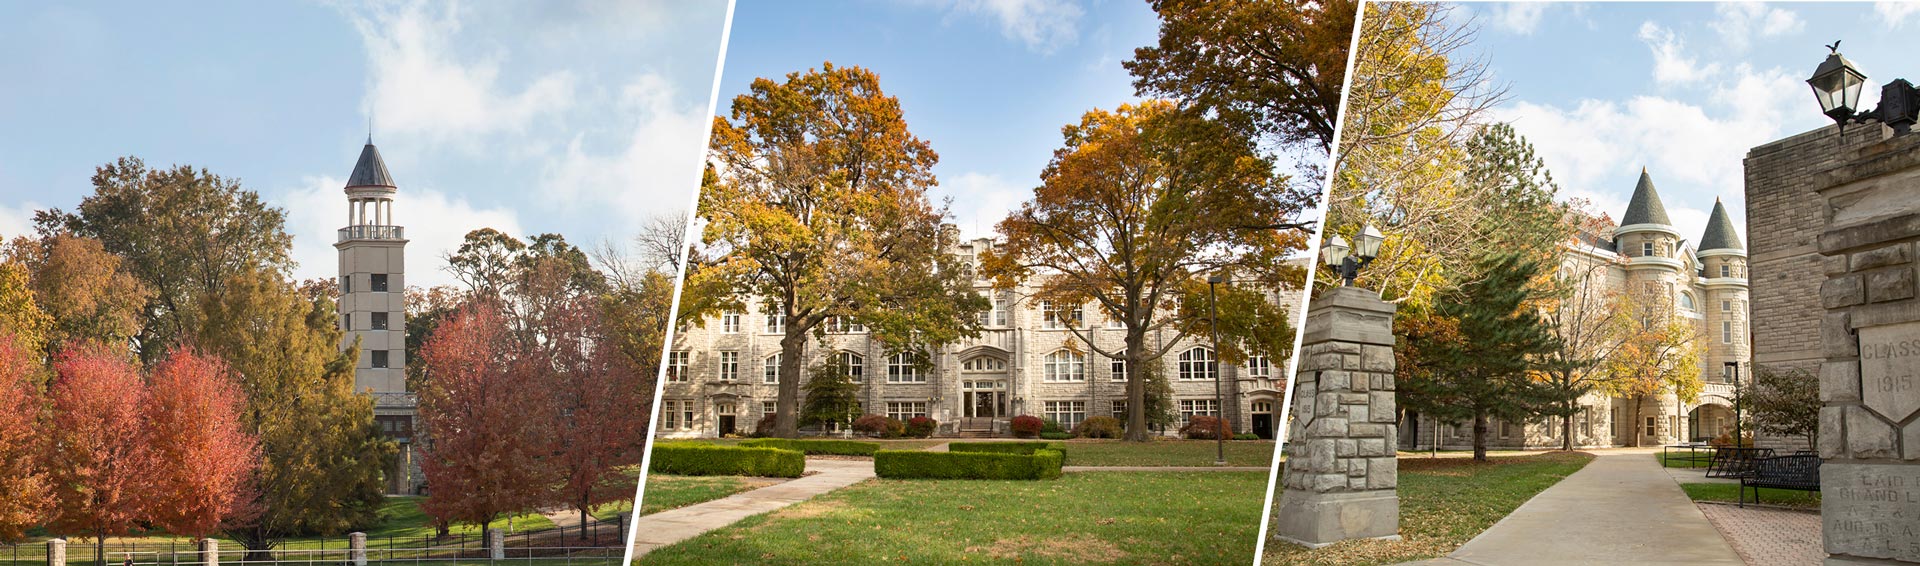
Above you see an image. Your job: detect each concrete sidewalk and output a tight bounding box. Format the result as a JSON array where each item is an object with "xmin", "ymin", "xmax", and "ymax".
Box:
[
  {"xmin": 1420, "ymin": 448, "xmax": 1743, "ymax": 566},
  {"xmin": 628, "ymin": 458, "xmax": 875, "ymax": 558}
]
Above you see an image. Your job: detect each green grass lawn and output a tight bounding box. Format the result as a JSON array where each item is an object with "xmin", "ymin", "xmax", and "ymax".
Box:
[
  {"xmin": 1055, "ymin": 439, "xmax": 1276, "ymax": 467},
  {"xmin": 1264, "ymin": 451, "xmax": 1595, "ymax": 566},
  {"xmin": 690, "ymin": 437, "xmax": 948, "ymax": 451},
  {"xmin": 639, "ymin": 475, "xmax": 781, "ymax": 515},
  {"xmin": 1680, "ymin": 482, "xmax": 1821, "ymax": 509},
  {"xmin": 642, "ymin": 471, "xmax": 1267, "ymax": 565},
  {"xmin": 1656, "ymin": 451, "xmax": 1713, "ymax": 468}
]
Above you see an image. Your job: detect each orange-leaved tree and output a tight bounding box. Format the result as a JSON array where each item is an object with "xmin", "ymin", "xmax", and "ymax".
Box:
[
  {"xmin": 696, "ymin": 62, "xmax": 987, "ymax": 438},
  {"xmin": 143, "ymin": 347, "xmax": 259, "ymax": 540},
  {"xmin": 45, "ymin": 343, "xmax": 149, "ymax": 566},
  {"xmin": 542, "ymin": 296, "xmax": 647, "ymax": 539},
  {"xmin": 980, "ymin": 100, "xmax": 1308, "ymax": 441},
  {"xmin": 417, "ymin": 302, "xmax": 553, "ymax": 540},
  {"xmin": 0, "ymin": 330, "xmax": 50, "ymax": 543}
]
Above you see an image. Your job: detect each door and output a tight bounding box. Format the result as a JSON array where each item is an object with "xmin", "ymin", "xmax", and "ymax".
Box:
[
  {"xmin": 974, "ymin": 390, "xmax": 999, "ymax": 418},
  {"xmin": 719, "ymin": 415, "xmax": 736, "ymax": 436},
  {"xmin": 1252, "ymin": 413, "xmax": 1273, "ymax": 440}
]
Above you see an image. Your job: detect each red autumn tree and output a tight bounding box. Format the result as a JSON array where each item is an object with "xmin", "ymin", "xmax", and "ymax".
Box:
[
  {"xmin": 416, "ymin": 302, "xmax": 554, "ymax": 541},
  {"xmin": 143, "ymin": 347, "xmax": 259, "ymax": 540},
  {"xmin": 542, "ymin": 298, "xmax": 646, "ymax": 539},
  {"xmin": 0, "ymin": 331, "xmax": 51, "ymax": 543},
  {"xmin": 45, "ymin": 343, "xmax": 149, "ymax": 566}
]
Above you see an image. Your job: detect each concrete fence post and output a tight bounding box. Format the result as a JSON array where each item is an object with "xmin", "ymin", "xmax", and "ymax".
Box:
[
  {"xmin": 488, "ymin": 529, "xmax": 505, "ymax": 560},
  {"xmin": 349, "ymin": 532, "xmax": 368, "ymax": 566},
  {"xmin": 200, "ymin": 538, "xmax": 218, "ymax": 566},
  {"xmin": 46, "ymin": 539, "xmax": 64, "ymax": 566}
]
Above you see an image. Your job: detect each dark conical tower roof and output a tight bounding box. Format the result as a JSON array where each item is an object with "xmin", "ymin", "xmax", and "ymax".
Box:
[
  {"xmin": 1621, "ymin": 168, "xmax": 1671, "ymax": 226},
  {"xmin": 1699, "ymin": 198, "xmax": 1743, "ymax": 252},
  {"xmin": 346, "ymin": 141, "xmax": 396, "ymax": 189}
]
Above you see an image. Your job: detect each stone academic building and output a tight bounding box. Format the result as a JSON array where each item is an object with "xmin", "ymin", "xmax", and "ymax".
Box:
[
  {"xmin": 655, "ymin": 237, "xmax": 1303, "ymax": 440},
  {"xmin": 1401, "ymin": 170, "xmax": 1752, "ymax": 450}
]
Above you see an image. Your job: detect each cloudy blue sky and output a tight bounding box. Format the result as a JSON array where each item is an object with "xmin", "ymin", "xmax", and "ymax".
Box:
[
  {"xmin": 1459, "ymin": 1, "xmax": 1920, "ymax": 246},
  {"xmin": 0, "ymin": 1, "xmax": 729, "ymax": 286},
  {"xmin": 721, "ymin": 0, "xmax": 1161, "ymax": 239}
]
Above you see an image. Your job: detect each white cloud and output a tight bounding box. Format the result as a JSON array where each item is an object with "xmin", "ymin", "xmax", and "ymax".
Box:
[
  {"xmin": 1876, "ymin": 2, "xmax": 1920, "ymax": 28},
  {"xmin": 942, "ymin": 172, "xmax": 1029, "ymax": 240},
  {"xmin": 0, "ymin": 201, "xmax": 39, "ymax": 241},
  {"xmin": 279, "ymin": 176, "xmax": 524, "ymax": 288},
  {"xmin": 346, "ymin": 2, "xmax": 577, "ymax": 149},
  {"xmin": 926, "ymin": 0, "xmax": 1084, "ymax": 54},
  {"xmin": 1638, "ymin": 22, "xmax": 1720, "ymax": 86},
  {"xmin": 1492, "ymin": 3, "xmax": 1549, "ymax": 35},
  {"xmin": 1710, "ymin": 2, "xmax": 1804, "ymax": 50},
  {"xmin": 538, "ymin": 74, "xmax": 709, "ymax": 222}
]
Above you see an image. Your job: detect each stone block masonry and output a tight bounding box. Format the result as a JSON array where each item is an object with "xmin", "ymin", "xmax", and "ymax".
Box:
[{"xmin": 1271, "ymin": 286, "xmax": 1399, "ymax": 547}]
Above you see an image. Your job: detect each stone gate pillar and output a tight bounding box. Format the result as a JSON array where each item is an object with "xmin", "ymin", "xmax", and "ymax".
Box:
[
  {"xmin": 200, "ymin": 538, "xmax": 219, "ymax": 566},
  {"xmin": 1271, "ymin": 286, "xmax": 1399, "ymax": 547},
  {"xmin": 46, "ymin": 538, "xmax": 65, "ymax": 566},
  {"xmin": 1810, "ymin": 131, "xmax": 1920, "ymax": 565}
]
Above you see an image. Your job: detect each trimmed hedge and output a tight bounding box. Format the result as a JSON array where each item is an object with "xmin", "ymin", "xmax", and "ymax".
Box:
[
  {"xmin": 873, "ymin": 448, "xmax": 1065, "ymax": 480},
  {"xmin": 948, "ymin": 441, "xmax": 1058, "ymax": 456},
  {"xmin": 739, "ymin": 438, "xmax": 880, "ymax": 456},
  {"xmin": 648, "ymin": 442, "xmax": 804, "ymax": 477}
]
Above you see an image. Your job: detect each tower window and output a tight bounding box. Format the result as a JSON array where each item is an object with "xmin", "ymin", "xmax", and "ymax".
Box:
[
  {"xmin": 1642, "ymin": 242, "xmax": 1654, "ymax": 257},
  {"xmin": 371, "ymin": 350, "xmax": 390, "ymax": 368},
  {"xmin": 342, "ymin": 275, "xmax": 352, "ymax": 293},
  {"xmin": 371, "ymin": 273, "xmax": 389, "ymax": 292},
  {"xmin": 372, "ymin": 312, "xmax": 389, "ymax": 330},
  {"xmin": 1719, "ymin": 265, "xmax": 1730, "ymax": 278}
]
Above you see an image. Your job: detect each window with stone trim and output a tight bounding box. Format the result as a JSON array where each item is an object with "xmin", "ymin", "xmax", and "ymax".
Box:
[
  {"xmin": 720, "ymin": 312, "xmax": 741, "ymax": 333},
  {"xmin": 763, "ymin": 353, "xmax": 782, "ymax": 384},
  {"xmin": 370, "ymin": 273, "xmax": 389, "ymax": 292},
  {"xmin": 1722, "ymin": 321, "xmax": 1733, "ymax": 344},
  {"xmin": 762, "ymin": 400, "xmax": 776, "ymax": 417},
  {"xmin": 1178, "ymin": 399, "xmax": 1218, "ymax": 423},
  {"xmin": 1720, "ymin": 264, "xmax": 1730, "ymax": 277},
  {"xmin": 661, "ymin": 400, "xmax": 682, "ymax": 430},
  {"xmin": 1111, "ymin": 400, "xmax": 1128, "ymax": 420},
  {"xmin": 839, "ymin": 351, "xmax": 865, "ymax": 383},
  {"xmin": 1245, "ymin": 355, "xmax": 1272, "ymax": 378},
  {"xmin": 666, "ymin": 351, "xmax": 690, "ymax": 382},
  {"xmin": 886, "ymin": 401, "xmax": 928, "ymax": 421},
  {"xmin": 1177, "ymin": 347, "xmax": 1216, "ymax": 380},
  {"xmin": 887, "ymin": 351, "xmax": 927, "ymax": 383},
  {"xmin": 371, "ymin": 350, "xmax": 390, "ymax": 368},
  {"xmin": 765, "ymin": 312, "xmax": 785, "ymax": 334},
  {"xmin": 1044, "ymin": 400, "xmax": 1087, "ymax": 430},
  {"xmin": 371, "ymin": 312, "xmax": 389, "ymax": 330},
  {"xmin": 1043, "ymin": 350, "xmax": 1087, "ymax": 382},
  {"xmin": 825, "ymin": 316, "xmax": 866, "ymax": 333},
  {"xmin": 718, "ymin": 351, "xmax": 740, "ymax": 381},
  {"xmin": 1040, "ymin": 300, "xmax": 1083, "ymax": 329},
  {"xmin": 1642, "ymin": 242, "xmax": 1654, "ymax": 257},
  {"xmin": 1110, "ymin": 358, "xmax": 1127, "ymax": 381}
]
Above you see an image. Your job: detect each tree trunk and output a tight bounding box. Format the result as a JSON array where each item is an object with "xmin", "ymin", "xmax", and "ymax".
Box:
[
  {"xmin": 1630, "ymin": 396, "xmax": 1645, "ymax": 448},
  {"xmin": 1562, "ymin": 399, "xmax": 1575, "ymax": 451},
  {"xmin": 775, "ymin": 329, "xmax": 806, "ymax": 438},
  {"xmin": 579, "ymin": 506, "xmax": 589, "ymax": 541},
  {"xmin": 95, "ymin": 528, "xmax": 105, "ymax": 566},
  {"xmin": 1473, "ymin": 412, "xmax": 1489, "ymax": 462},
  {"xmin": 1123, "ymin": 332, "xmax": 1149, "ymax": 442}
]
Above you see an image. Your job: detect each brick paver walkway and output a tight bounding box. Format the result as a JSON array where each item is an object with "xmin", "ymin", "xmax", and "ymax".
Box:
[{"xmin": 1697, "ymin": 503, "xmax": 1822, "ymax": 566}]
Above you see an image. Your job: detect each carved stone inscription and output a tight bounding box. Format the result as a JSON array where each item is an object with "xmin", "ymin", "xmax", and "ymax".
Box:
[
  {"xmin": 1861, "ymin": 321, "xmax": 1920, "ymax": 422},
  {"xmin": 1825, "ymin": 463, "xmax": 1920, "ymax": 561}
]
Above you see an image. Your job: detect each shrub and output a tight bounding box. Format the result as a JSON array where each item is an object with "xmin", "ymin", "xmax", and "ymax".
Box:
[
  {"xmin": 1010, "ymin": 415, "xmax": 1044, "ymax": 437},
  {"xmin": 1180, "ymin": 416, "xmax": 1233, "ymax": 440},
  {"xmin": 1072, "ymin": 416, "xmax": 1123, "ymax": 439},
  {"xmin": 874, "ymin": 448, "xmax": 1064, "ymax": 480},
  {"xmin": 853, "ymin": 414, "xmax": 889, "ymax": 436},
  {"xmin": 649, "ymin": 442, "xmax": 804, "ymax": 477},
  {"xmin": 739, "ymin": 438, "xmax": 881, "ymax": 456},
  {"xmin": 880, "ymin": 417, "xmax": 907, "ymax": 439},
  {"xmin": 948, "ymin": 441, "xmax": 1062, "ymax": 458},
  {"xmin": 1040, "ymin": 418, "xmax": 1065, "ymax": 434},
  {"xmin": 1233, "ymin": 433, "xmax": 1260, "ymax": 441},
  {"xmin": 905, "ymin": 416, "xmax": 938, "ymax": 438},
  {"xmin": 751, "ymin": 414, "xmax": 777, "ymax": 438},
  {"xmin": 1039, "ymin": 431, "xmax": 1071, "ymax": 440}
]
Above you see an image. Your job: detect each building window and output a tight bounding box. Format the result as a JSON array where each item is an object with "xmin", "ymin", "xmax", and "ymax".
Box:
[
  {"xmin": 1642, "ymin": 242, "xmax": 1654, "ymax": 257},
  {"xmin": 1720, "ymin": 264, "xmax": 1731, "ymax": 278},
  {"xmin": 1111, "ymin": 400, "xmax": 1129, "ymax": 420},
  {"xmin": 762, "ymin": 400, "xmax": 777, "ymax": 417},
  {"xmin": 888, "ymin": 352, "xmax": 927, "ymax": 383},
  {"xmin": 1645, "ymin": 416, "xmax": 1658, "ymax": 438},
  {"xmin": 1177, "ymin": 347, "xmax": 1216, "ymax": 380},
  {"xmin": 376, "ymin": 415, "xmax": 412, "ymax": 439},
  {"xmin": 825, "ymin": 317, "xmax": 866, "ymax": 333},
  {"xmin": 1245, "ymin": 355, "xmax": 1272, "ymax": 378},
  {"xmin": 1040, "ymin": 300, "xmax": 1082, "ymax": 329},
  {"xmin": 371, "ymin": 350, "xmax": 390, "ymax": 368},
  {"xmin": 718, "ymin": 351, "xmax": 740, "ymax": 381},
  {"xmin": 960, "ymin": 356, "xmax": 1005, "ymax": 372},
  {"xmin": 666, "ymin": 351, "xmax": 690, "ymax": 382},
  {"xmin": 1679, "ymin": 292, "xmax": 1695, "ymax": 311},
  {"xmin": 370, "ymin": 273, "xmax": 389, "ymax": 292},
  {"xmin": 370, "ymin": 312, "xmax": 390, "ymax": 330},
  {"xmin": 342, "ymin": 275, "xmax": 352, "ymax": 293},
  {"xmin": 341, "ymin": 314, "xmax": 350, "ymax": 331},
  {"xmin": 1043, "ymin": 350, "xmax": 1087, "ymax": 382},
  {"xmin": 720, "ymin": 312, "xmax": 741, "ymax": 333},
  {"xmin": 763, "ymin": 354, "xmax": 782, "ymax": 384},
  {"xmin": 1251, "ymin": 400, "xmax": 1274, "ymax": 413},
  {"xmin": 1105, "ymin": 312, "xmax": 1125, "ymax": 329},
  {"xmin": 1043, "ymin": 401, "xmax": 1087, "ymax": 430},
  {"xmin": 840, "ymin": 351, "xmax": 865, "ymax": 383},
  {"xmin": 1178, "ymin": 399, "xmax": 1219, "ymax": 423},
  {"xmin": 1722, "ymin": 362, "xmax": 1737, "ymax": 384},
  {"xmin": 1110, "ymin": 358, "xmax": 1127, "ymax": 381},
  {"xmin": 765, "ymin": 312, "xmax": 785, "ymax": 334},
  {"xmin": 992, "ymin": 292, "xmax": 1011, "ymax": 326},
  {"xmin": 886, "ymin": 401, "xmax": 928, "ymax": 421},
  {"xmin": 1722, "ymin": 300, "xmax": 1731, "ymax": 312},
  {"xmin": 1722, "ymin": 321, "xmax": 1733, "ymax": 344},
  {"xmin": 661, "ymin": 400, "xmax": 681, "ymax": 430}
]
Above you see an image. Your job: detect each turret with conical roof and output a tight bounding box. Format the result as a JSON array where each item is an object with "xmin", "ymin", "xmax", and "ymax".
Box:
[
  {"xmin": 346, "ymin": 139, "xmax": 396, "ymax": 190},
  {"xmin": 1622, "ymin": 168, "xmax": 1673, "ymax": 227},
  {"xmin": 333, "ymin": 135, "xmax": 416, "ymax": 495},
  {"xmin": 1698, "ymin": 199, "xmax": 1743, "ymax": 253}
]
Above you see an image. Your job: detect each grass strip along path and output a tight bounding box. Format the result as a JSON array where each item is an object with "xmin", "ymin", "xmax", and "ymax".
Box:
[
  {"xmin": 641, "ymin": 471, "xmax": 1267, "ymax": 565},
  {"xmin": 1263, "ymin": 451, "xmax": 1594, "ymax": 566}
]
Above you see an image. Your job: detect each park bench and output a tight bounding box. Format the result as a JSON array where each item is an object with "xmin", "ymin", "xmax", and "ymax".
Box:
[
  {"xmin": 1739, "ymin": 454, "xmax": 1821, "ymax": 507},
  {"xmin": 1706, "ymin": 446, "xmax": 1774, "ymax": 479}
]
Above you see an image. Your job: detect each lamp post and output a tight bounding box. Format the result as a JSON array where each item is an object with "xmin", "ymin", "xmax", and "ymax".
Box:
[
  {"xmin": 1208, "ymin": 274, "xmax": 1227, "ymax": 466},
  {"xmin": 1809, "ymin": 41, "xmax": 1920, "ymax": 135},
  {"xmin": 1321, "ymin": 224, "xmax": 1385, "ymax": 286}
]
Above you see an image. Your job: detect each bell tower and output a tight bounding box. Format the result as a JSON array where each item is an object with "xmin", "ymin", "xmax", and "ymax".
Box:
[{"xmin": 334, "ymin": 137, "xmax": 418, "ymax": 493}]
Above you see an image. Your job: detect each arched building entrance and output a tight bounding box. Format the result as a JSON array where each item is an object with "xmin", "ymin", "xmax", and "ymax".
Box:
[{"xmin": 1687, "ymin": 400, "xmax": 1736, "ymax": 443}]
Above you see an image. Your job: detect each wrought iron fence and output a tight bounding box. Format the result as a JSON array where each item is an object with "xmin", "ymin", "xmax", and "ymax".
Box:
[{"xmin": 6, "ymin": 513, "xmax": 629, "ymax": 566}]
